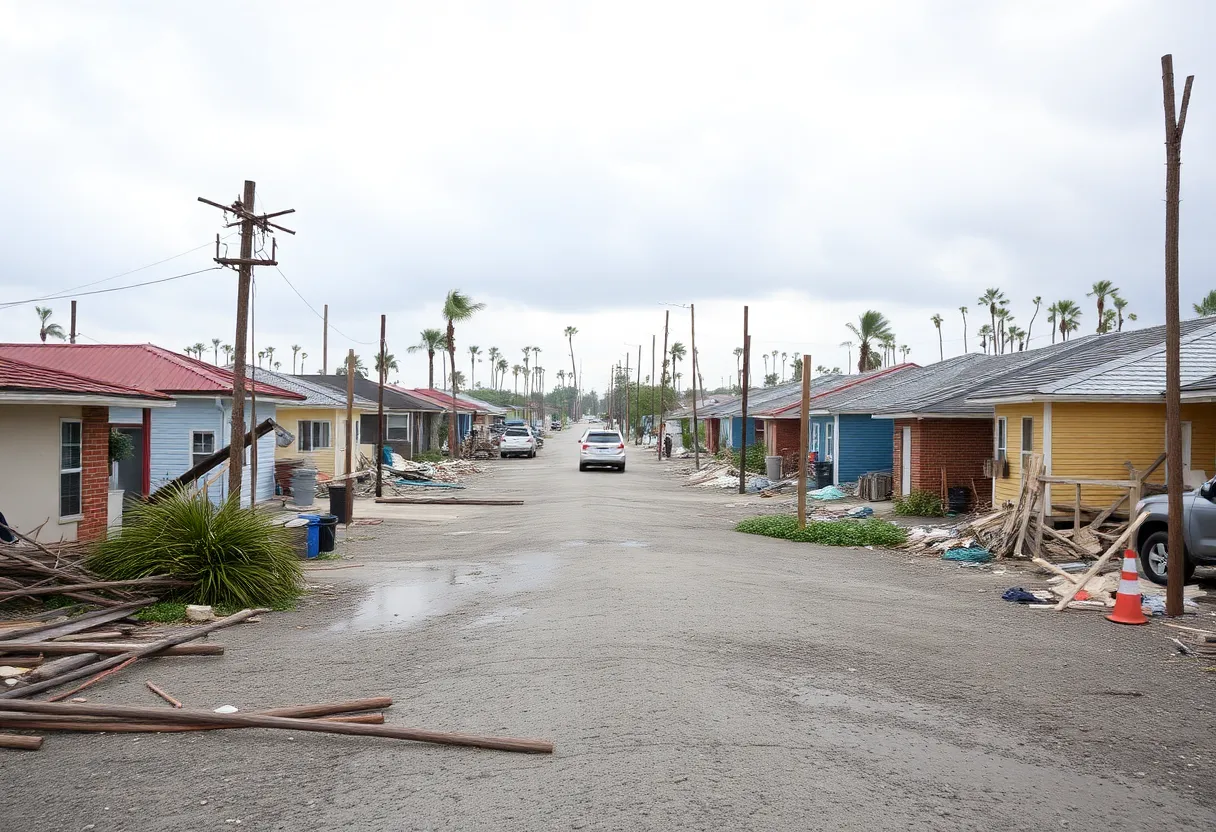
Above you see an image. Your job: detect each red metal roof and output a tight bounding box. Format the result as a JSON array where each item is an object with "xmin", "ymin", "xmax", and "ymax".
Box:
[
  {"xmin": 0, "ymin": 344, "xmax": 304, "ymax": 399},
  {"xmin": 0, "ymin": 355, "xmax": 168, "ymax": 400},
  {"xmin": 396, "ymin": 387, "xmax": 485, "ymax": 411}
]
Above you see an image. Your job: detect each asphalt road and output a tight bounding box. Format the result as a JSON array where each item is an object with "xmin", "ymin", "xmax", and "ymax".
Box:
[{"xmin": 4, "ymin": 428, "xmax": 1215, "ymax": 831}]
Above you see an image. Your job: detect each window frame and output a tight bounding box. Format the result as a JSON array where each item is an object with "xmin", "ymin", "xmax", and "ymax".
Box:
[
  {"xmin": 59, "ymin": 418, "xmax": 83, "ymax": 520},
  {"xmin": 191, "ymin": 430, "xmax": 216, "ymax": 470},
  {"xmin": 825, "ymin": 421, "xmax": 835, "ymax": 460},
  {"xmin": 297, "ymin": 420, "xmax": 332, "ymax": 452},
  {"xmin": 386, "ymin": 414, "xmax": 410, "ymax": 441},
  {"xmin": 1020, "ymin": 416, "xmax": 1034, "ymax": 465},
  {"xmin": 996, "ymin": 417, "xmax": 1008, "ymax": 461},
  {"xmin": 811, "ymin": 422, "xmax": 821, "ymax": 452}
]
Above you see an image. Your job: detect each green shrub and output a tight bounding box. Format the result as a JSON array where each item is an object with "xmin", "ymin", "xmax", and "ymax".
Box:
[
  {"xmin": 735, "ymin": 515, "xmax": 907, "ymax": 547},
  {"xmin": 893, "ymin": 489, "xmax": 945, "ymax": 517},
  {"xmin": 88, "ymin": 487, "xmax": 303, "ymax": 608},
  {"xmin": 720, "ymin": 444, "xmax": 767, "ymax": 473},
  {"xmin": 413, "ymin": 451, "xmax": 444, "ymax": 463},
  {"xmin": 109, "ymin": 429, "xmax": 135, "ymax": 463}
]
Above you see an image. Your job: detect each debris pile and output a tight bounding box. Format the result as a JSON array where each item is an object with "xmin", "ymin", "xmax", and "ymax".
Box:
[{"xmin": 314, "ymin": 453, "xmax": 488, "ymax": 498}]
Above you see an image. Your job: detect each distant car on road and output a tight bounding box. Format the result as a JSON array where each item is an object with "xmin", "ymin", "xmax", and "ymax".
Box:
[
  {"xmin": 500, "ymin": 427, "xmax": 537, "ymax": 459},
  {"xmin": 550, "ymin": 419, "xmax": 561, "ymax": 431},
  {"xmin": 1135, "ymin": 479, "xmax": 1216, "ymax": 583},
  {"xmin": 580, "ymin": 429, "xmax": 626, "ymax": 472}
]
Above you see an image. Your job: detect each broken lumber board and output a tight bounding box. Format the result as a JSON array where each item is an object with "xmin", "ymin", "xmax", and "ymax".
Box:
[
  {"xmin": 2, "ymin": 604, "xmax": 87, "ymax": 623},
  {"xmin": 0, "ymin": 577, "xmax": 189, "ymax": 602},
  {"xmin": 0, "ymin": 732, "xmax": 42, "ymax": 750},
  {"xmin": 0, "ymin": 608, "xmax": 266, "ymax": 700},
  {"xmin": 9, "ymin": 653, "xmax": 98, "ymax": 688},
  {"xmin": 145, "ymin": 681, "xmax": 183, "ymax": 708},
  {"xmin": 0, "ymin": 601, "xmax": 149, "ymax": 643},
  {"xmin": 0, "ymin": 700, "xmax": 555, "ymax": 754},
  {"xmin": 1053, "ymin": 513, "xmax": 1148, "ymax": 611},
  {"xmin": 374, "ymin": 497, "xmax": 524, "ymax": 506},
  {"xmin": 0, "ymin": 641, "xmax": 223, "ymax": 657},
  {"xmin": 149, "ymin": 419, "xmax": 276, "ymax": 501},
  {"xmin": 0, "ymin": 713, "xmax": 386, "ymax": 733}
]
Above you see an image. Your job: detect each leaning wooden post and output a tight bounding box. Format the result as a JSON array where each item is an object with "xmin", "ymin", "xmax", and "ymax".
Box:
[
  {"xmin": 797, "ymin": 354, "xmax": 811, "ymax": 528},
  {"xmin": 738, "ymin": 306, "xmax": 751, "ymax": 495},
  {"xmin": 1162, "ymin": 54, "xmax": 1194, "ymax": 617},
  {"xmin": 345, "ymin": 349, "xmax": 356, "ymax": 524}
]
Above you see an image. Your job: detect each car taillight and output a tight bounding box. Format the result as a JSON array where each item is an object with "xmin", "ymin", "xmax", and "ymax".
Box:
[
  {"xmin": 617, "ymin": 443, "xmax": 625, "ymax": 449},
  {"xmin": 582, "ymin": 444, "xmax": 589, "ymax": 450}
]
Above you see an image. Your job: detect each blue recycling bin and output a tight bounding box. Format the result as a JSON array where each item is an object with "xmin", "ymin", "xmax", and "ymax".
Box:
[{"xmin": 298, "ymin": 513, "xmax": 321, "ymax": 558}]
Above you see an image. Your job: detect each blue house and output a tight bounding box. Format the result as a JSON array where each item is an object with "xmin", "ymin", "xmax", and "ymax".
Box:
[{"xmin": 0, "ymin": 344, "xmax": 304, "ymax": 505}]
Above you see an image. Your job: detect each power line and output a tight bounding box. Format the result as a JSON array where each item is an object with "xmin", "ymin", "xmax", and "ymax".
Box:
[
  {"xmin": 0, "ymin": 267, "xmax": 222, "ymax": 310},
  {"xmin": 272, "ymin": 264, "xmax": 376, "ymax": 346}
]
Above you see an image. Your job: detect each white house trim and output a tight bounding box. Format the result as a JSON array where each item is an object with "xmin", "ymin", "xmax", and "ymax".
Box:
[
  {"xmin": 832, "ymin": 414, "xmax": 840, "ymax": 486},
  {"xmin": 1042, "ymin": 402, "xmax": 1052, "ymax": 508}
]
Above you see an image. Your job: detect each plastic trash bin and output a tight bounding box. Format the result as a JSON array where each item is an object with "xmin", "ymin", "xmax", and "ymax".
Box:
[
  {"xmin": 297, "ymin": 514, "xmax": 321, "ymax": 558},
  {"xmin": 814, "ymin": 460, "xmax": 834, "ymax": 489},
  {"xmin": 291, "ymin": 468, "xmax": 317, "ymax": 508},
  {"xmin": 765, "ymin": 455, "xmax": 783, "ymax": 481},
  {"xmin": 328, "ymin": 484, "xmax": 349, "ymax": 524},
  {"xmin": 317, "ymin": 514, "xmax": 338, "ymax": 553}
]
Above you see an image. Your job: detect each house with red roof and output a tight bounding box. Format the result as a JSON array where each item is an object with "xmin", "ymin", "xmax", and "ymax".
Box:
[
  {"xmin": 0, "ymin": 355, "xmax": 171, "ymax": 543},
  {"xmin": 0, "ymin": 344, "xmax": 303, "ymax": 509}
]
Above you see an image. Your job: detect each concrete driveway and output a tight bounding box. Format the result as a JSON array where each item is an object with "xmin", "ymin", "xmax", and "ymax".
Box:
[{"xmin": 4, "ymin": 428, "xmax": 1215, "ymax": 831}]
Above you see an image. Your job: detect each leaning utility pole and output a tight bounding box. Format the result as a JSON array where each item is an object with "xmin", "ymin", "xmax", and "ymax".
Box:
[
  {"xmin": 198, "ymin": 181, "xmax": 295, "ymax": 502},
  {"xmin": 658, "ymin": 311, "xmax": 670, "ymax": 460},
  {"xmin": 1162, "ymin": 54, "xmax": 1194, "ymax": 618},
  {"xmin": 690, "ymin": 304, "xmax": 701, "ymax": 470},
  {"xmin": 375, "ymin": 314, "xmax": 387, "ymax": 498},
  {"xmin": 798, "ymin": 354, "xmax": 812, "ymax": 528},
  {"xmin": 739, "ymin": 306, "xmax": 750, "ymax": 495}
]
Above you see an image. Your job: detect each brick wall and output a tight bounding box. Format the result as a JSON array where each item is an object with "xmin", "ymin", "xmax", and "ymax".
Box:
[
  {"xmin": 78, "ymin": 405, "xmax": 110, "ymax": 542},
  {"xmin": 894, "ymin": 417, "xmax": 993, "ymax": 508},
  {"xmin": 765, "ymin": 418, "xmax": 802, "ymax": 460}
]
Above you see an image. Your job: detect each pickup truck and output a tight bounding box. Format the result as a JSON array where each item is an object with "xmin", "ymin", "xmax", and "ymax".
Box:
[{"xmin": 1135, "ymin": 478, "xmax": 1216, "ymax": 583}]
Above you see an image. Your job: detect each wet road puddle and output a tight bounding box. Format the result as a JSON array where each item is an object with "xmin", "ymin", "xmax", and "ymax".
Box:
[{"xmin": 330, "ymin": 554, "xmax": 555, "ymax": 632}]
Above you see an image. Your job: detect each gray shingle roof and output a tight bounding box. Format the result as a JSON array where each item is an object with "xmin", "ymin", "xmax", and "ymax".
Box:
[
  {"xmin": 249, "ymin": 368, "xmax": 377, "ymax": 409},
  {"xmin": 297, "ymin": 375, "xmax": 444, "ymax": 412}
]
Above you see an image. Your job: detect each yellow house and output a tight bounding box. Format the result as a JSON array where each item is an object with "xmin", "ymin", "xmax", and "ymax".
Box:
[
  {"xmin": 254, "ymin": 369, "xmax": 376, "ymax": 476},
  {"xmin": 969, "ymin": 319, "xmax": 1216, "ymax": 511}
]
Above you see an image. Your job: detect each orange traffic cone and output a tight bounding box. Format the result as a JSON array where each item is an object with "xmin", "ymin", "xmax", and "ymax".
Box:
[{"xmin": 1106, "ymin": 550, "xmax": 1148, "ymax": 626}]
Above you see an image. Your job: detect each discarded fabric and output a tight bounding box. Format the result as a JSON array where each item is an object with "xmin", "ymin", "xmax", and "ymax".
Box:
[
  {"xmin": 1002, "ymin": 587, "xmax": 1040, "ymax": 604},
  {"xmin": 746, "ymin": 476, "xmax": 772, "ymax": 493},
  {"xmin": 1142, "ymin": 595, "xmax": 1199, "ymax": 616},
  {"xmin": 808, "ymin": 485, "xmax": 846, "ymax": 501},
  {"xmin": 943, "ymin": 547, "xmax": 993, "ymax": 563},
  {"xmin": 845, "ymin": 506, "xmax": 874, "ymax": 518}
]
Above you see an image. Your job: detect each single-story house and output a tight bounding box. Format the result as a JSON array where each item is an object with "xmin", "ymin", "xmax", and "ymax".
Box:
[
  {"xmin": 0, "ymin": 344, "xmax": 304, "ymax": 506},
  {"xmin": 398, "ymin": 387, "xmax": 498, "ymax": 443},
  {"xmin": 0, "ymin": 355, "xmax": 171, "ymax": 542},
  {"xmin": 966, "ymin": 317, "xmax": 1216, "ymax": 512},
  {"xmin": 298, "ymin": 375, "xmax": 445, "ymax": 457},
  {"xmin": 251, "ymin": 368, "xmax": 377, "ymax": 475}
]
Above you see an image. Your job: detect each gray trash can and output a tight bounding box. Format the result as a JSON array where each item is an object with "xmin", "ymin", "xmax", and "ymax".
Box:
[
  {"xmin": 290, "ymin": 468, "xmax": 317, "ymax": 507},
  {"xmin": 765, "ymin": 455, "xmax": 783, "ymax": 481}
]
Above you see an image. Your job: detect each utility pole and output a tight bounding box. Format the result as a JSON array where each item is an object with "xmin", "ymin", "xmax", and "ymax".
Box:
[
  {"xmin": 70, "ymin": 301, "xmax": 77, "ymax": 344},
  {"xmin": 798, "ymin": 353, "xmax": 812, "ymax": 528},
  {"xmin": 345, "ymin": 349, "xmax": 356, "ymax": 525},
  {"xmin": 635, "ymin": 344, "xmax": 642, "ymax": 445},
  {"xmin": 650, "ymin": 335, "xmax": 656, "ymax": 446},
  {"xmin": 376, "ymin": 314, "xmax": 386, "ymax": 498},
  {"xmin": 198, "ymin": 182, "xmax": 294, "ymax": 502},
  {"xmin": 739, "ymin": 306, "xmax": 750, "ymax": 495},
  {"xmin": 690, "ymin": 304, "xmax": 700, "ymax": 470},
  {"xmin": 658, "ymin": 311, "xmax": 670, "ymax": 460},
  {"xmin": 1162, "ymin": 54, "xmax": 1194, "ymax": 617},
  {"xmin": 322, "ymin": 304, "xmax": 329, "ymax": 375},
  {"xmin": 624, "ymin": 352, "xmax": 631, "ymax": 440}
]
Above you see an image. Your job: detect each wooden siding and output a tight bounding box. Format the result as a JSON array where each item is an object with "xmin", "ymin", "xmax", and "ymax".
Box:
[
  {"xmin": 837, "ymin": 414, "xmax": 893, "ymax": 482},
  {"xmin": 993, "ymin": 403, "xmax": 1044, "ymax": 503},
  {"xmin": 276, "ymin": 407, "xmax": 349, "ymax": 475}
]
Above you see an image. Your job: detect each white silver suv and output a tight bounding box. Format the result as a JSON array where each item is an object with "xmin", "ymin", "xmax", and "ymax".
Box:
[
  {"xmin": 579, "ymin": 429, "xmax": 626, "ymax": 472},
  {"xmin": 500, "ymin": 426, "xmax": 537, "ymax": 459}
]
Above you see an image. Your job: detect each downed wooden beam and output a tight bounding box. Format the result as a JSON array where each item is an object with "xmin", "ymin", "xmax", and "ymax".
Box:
[
  {"xmin": 374, "ymin": 497, "xmax": 525, "ymax": 506},
  {"xmin": 1053, "ymin": 513, "xmax": 1148, "ymax": 611},
  {"xmin": 149, "ymin": 419, "xmax": 276, "ymax": 501},
  {"xmin": 0, "ymin": 577, "xmax": 189, "ymax": 602},
  {"xmin": 1032, "ymin": 557, "xmax": 1080, "ymax": 583},
  {"xmin": 0, "ymin": 700, "xmax": 555, "ymax": 754},
  {"xmin": 0, "ymin": 732, "xmax": 42, "ymax": 750},
  {"xmin": 0, "ymin": 600, "xmax": 150, "ymax": 643},
  {"xmin": 0, "ymin": 641, "xmax": 223, "ymax": 657},
  {"xmin": 0, "ymin": 608, "xmax": 266, "ymax": 700},
  {"xmin": 3, "ymin": 604, "xmax": 88, "ymax": 623},
  {"xmin": 8, "ymin": 653, "xmax": 98, "ymax": 689},
  {"xmin": 0, "ymin": 713, "xmax": 385, "ymax": 733},
  {"xmin": 145, "ymin": 681, "xmax": 183, "ymax": 708}
]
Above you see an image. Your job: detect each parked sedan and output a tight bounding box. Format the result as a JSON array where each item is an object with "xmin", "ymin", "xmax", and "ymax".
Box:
[
  {"xmin": 499, "ymin": 427, "xmax": 537, "ymax": 459},
  {"xmin": 580, "ymin": 429, "xmax": 626, "ymax": 472}
]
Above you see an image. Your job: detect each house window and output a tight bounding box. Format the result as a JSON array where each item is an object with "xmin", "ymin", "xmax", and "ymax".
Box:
[
  {"xmin": 60, "ymin": 419, "xmax": 82, "ymax": 518},
  {"xmin": 996, "ymin": 417, "xmax": 1007, "ymax": 461},
  {"xmin": 1021, "ymin": 417, "xmax": 1034, "ymax": 465},
  {"xmin": 825, "ymin": 422, "xmax": 835, "ymax": 460},
  {"xmin": 811, "ymin": 423, "xmax": 821, "ymax": 451},
  {"xmin": 298, "ymin": 420, "xmax": 331, "ymax": 452},
  {"xmin": 191, "ymin": 431, "xmax": 216, "ymax": 469},
  {"xmin": 386, "ymin": 415, "xmax": 410, "ymax": 441}
]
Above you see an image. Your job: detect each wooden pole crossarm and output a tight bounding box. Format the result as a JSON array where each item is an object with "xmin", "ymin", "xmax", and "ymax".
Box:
[{"xmin": 214, "ymin": 257, "xmax": 279, "ymax": 267}]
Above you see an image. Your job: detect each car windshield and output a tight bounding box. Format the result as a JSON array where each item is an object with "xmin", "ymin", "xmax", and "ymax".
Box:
[
  {"xmin": 586, "ymin": 432, "xmax": 621, "ymax": 444},
  {"xmin": 505, "ymin": 428, "xmax": 531, "ymax": 437}
]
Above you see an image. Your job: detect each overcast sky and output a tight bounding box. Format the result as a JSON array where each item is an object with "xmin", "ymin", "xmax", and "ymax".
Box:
[{"xmin": 1, "ymin": 1, "xmax": 1213, "ymax": 392}]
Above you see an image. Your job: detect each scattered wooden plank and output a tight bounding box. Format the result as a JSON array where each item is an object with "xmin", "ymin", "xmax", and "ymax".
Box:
[
  {"xmin": 0, "ymin": 700, "xmax": 555, "ymax": 754},
  {"xmin": 145, "ymin": 681, "xmax": 183, "ymax": 708},
  {"xmin": 0, "ymin": 601, "xmax": 150, "ymax": 643},
  {"xmin": 0, "ymin": 577, "xmax": 189, "ymax": 602},
  {"xmin": 374, "ymin": 497, "xmax": 524, "ymax": 506},
  {"xmin": 8, "ymin": 653, "xmax": 99, "ymax": 689},
  {"xmin": 0, "ymin": 641, "xmax": 223, "ymax": 657},
  {"xmin": 1052, "ymin": 514, "xmax": 1148, "ymax": 611},
  {"xmin": 0, "ymin": 732, "xmax": 42, "ymax": 750},
  {"xmin": 0, "ymin": 713, "xmax": 386, "ymax": 733}
]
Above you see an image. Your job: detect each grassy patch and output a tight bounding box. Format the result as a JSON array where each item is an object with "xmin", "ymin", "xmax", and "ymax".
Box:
[
  {"xmin": 135, "ymin": 601, "xmax": 189, "ymax": 623},
  {"xmin": 894, "ymin": 489, "xmax": 945, "ymax": 517},
  {"xmin": 735, "ymin": 515, "xmax": 907, "ymax": 547},
  {"xmin": 413, "ymin": 451, "xmax": 444, "ymax": 463}
]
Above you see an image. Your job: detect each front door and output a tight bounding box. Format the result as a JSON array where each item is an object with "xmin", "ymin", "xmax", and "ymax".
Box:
[
  {"xmin": 900, "ymin": 426, "xmax": 912, "ymax": 497},
  {"xmin": 114, "ymin": 427, "xmax": 144, "ymax": 496}
]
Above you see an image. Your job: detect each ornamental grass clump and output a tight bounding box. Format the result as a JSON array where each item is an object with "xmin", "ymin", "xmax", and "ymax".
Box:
[
  {"xmin": 893, "ymin": 489, "xmax": 945, "ymax": 517},
  {"xmin": 735, "ymin": 515, "xmax": 907, "ymax": 547},
  {"xmin": 88, "ymin": 487, "xmax": 303, "ymax": 608}
]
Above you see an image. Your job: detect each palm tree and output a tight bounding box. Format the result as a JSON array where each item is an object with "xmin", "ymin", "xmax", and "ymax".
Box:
[
  {"xmin": 486, "ymin": 347, "xmax": 501, "ymax": 387},
  {"xmin": 995, "ymin": 307, "xmax": 1012, "ymax": 354},
  {"xmin": 468, "ymin": 345, "xmax": 481, "ymax": 388},
  {"xmin": 531, "ymin": 346, "xmax": 541, "ymax": 404},
  {"xmin": 257, "ymin": 349, "xmax": 265, "ymax": 367},
  {"xmin": 512, "ymin": 364, "xmax": 522, "ymax": 396},
  {"xmin": 977, "ymin": 324, "xmax": 993, "ymax": 354},
  {"xmin": 846, "ymin": 311, "xmax": 893, "ymax": 372},
  {"xmin": 564, "ymin": 326, "xmax": 579, "ymax": 417},
  {"xmin": 211, "ymin": 338, "xmax": 221, "ymax": 364},
  {"xmin": 1007, "ymin": 325, "xmax": 1027, "ymax": 351},
  {"xmin": 496, "ymin": 358, "xmax": 508, "ymax": 390},
  {"xmin": 299, "ymin": 351, "xmax": 307, "ymax": 372},
  {"xmin": 36, "ymin": 307, "xmax": 66, "ymax": 342},
  {"xmin": 273, "ymin": 361, "xmax": 281, "ymax": 371},
  {"xmin": 1046, "ymin": 302, "xmax": 1059, "ymax": 344},
  {"xmin": 1193, "ymin": 290, "xmax": 1216, "ymax": 317},
  {"xmin": 521, "ymin": 347, "xmax": 532, "ymax": 399},
  {"xmin": 762, "ymin": 352, "xmax": 769, "ymax": 378},
  {"xmin": 1026, "ymin": 297, "xmax": 1042, "ymax": 347},
  {"xmin": 374, "ymin": 352, "xmax": 399, "ymax": 377},
  {"xmin": 291, "ymin": 344, "xmax": 301, "ymax": 374},
  {"xmin": 442, "ymin": 290, "xmax": 485, "ymax": 458},
  {"xmin": 840, "ymin": 341, "xmax": 854, "ymax": 370},
  {"xmin": 978, "ymin": 288, "xmax": 1008, "ymax": 353},
  {"xmin": 780, "ymin": 352, "xmax": 788, "ymax": 381},
  {"xmin": 261, "ymin": 346, "xmax": 276, "ymax": 371},
  {"xmin": 880, "ymin": 334, "xmax": 896, "ymax": 366},
  {"xmin": 221, "ymin": 344, "xmax": 234, "ymax": 365},
  {"xmin": 899, "ymin": 345, "xmax": 911, "ymax": 361},
  {"xmin": 959, "ymin": 306, "xmax": 969, "ymax": 353},
  {"xmin": 733, "ymin": 346, "xmax": 744, "ymax": 388},
  {"xmin": 670, "ymin": 342, "xmax": 687, "ymax": 392},
  {"xmin": 1055, "ymin": 300, "xmax": 1082, "ymax": 341},
  {"xmin": 193, "ymin": 342, "xmax": 207, "ymax": 362},
  {"xmin": 930, "ymin": 314, "xmax": 944, "ymax": 360},
  {"xmin": 1088, "ymin": 280, "xmax": 1118, "ymax": 334},
  {"xmin": 406, "ymin": 328, "xmax": 446, "ymax": 388}
]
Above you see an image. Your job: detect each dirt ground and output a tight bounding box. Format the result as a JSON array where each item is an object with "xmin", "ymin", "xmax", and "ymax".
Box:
[{"xmin": 3, "ymin": 430, "xmax": 1214, "ymax": 831}]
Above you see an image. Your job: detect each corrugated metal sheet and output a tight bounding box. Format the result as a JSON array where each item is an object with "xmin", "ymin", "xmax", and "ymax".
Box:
[
  {"xmin": 0, "ymin": 344, "xmax": 303, "ymax": 399},
  {"xmin": 0, "ymin": 356, "xmax": 167, "ymax": 399}
]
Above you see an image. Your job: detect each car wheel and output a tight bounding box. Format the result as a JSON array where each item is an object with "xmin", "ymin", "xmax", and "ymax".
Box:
[
  {"xmin": 618, "ymin": 464, "xmax": 626, "ymax": 472},
  {"xmin": 579, "ymin": 463, "xmax": 587, "ymax": 471},
  {"xmin": 1138, "ymin": 530, "xmax": 1196, "ymax": 585},
  {"xmin": 500, "ymin": 453, "xmax": 507, "ymax": 459}
]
